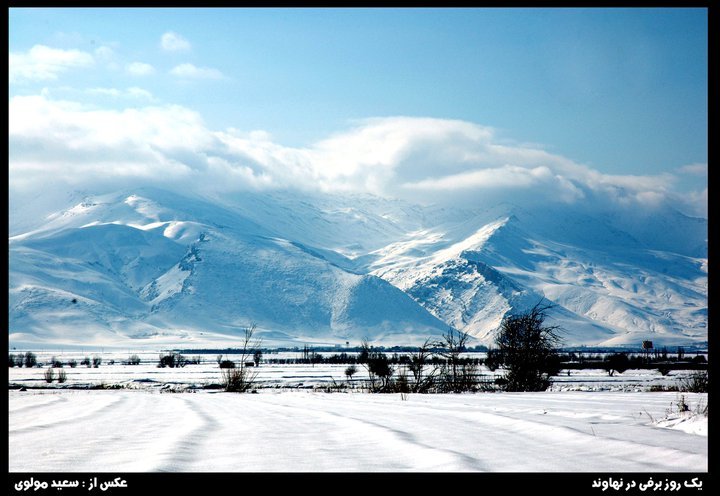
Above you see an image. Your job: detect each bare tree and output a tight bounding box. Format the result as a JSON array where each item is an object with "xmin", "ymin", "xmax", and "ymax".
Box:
[
  {"xmin": 223, "ymin": 324, "xmax": 262, "ymax": 392},
  {"xmin": 344, "ymin": 364, "xmax": 357, "ymax": 385},
  {"xmin": 360, "ymin": 339, "xmax": 394, "ymax": 392},
  {"xmin": 408, "ymin": 338, "xmax": 439, "ymax": 393},
  {"xmin": 604, "ymin": 353, "xmax": 630, "ymax": 377},
  {"xmin": 494, "ymin": 302, "xmax": 562, "ymax": 392},
  {"xmin": 436, "ymin": 329, "xmax": 473, "ymax": 392}
]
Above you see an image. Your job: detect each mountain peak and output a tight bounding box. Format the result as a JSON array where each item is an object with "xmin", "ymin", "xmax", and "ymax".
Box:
[{"xmin": 8, "ymin": 187, "xmax": 707, "ymax": 348}]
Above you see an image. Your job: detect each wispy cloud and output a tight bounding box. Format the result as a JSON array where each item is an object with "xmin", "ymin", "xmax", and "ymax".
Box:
[
  {"xmin": 170, "ymin": 63, "xmax": 223, "ymax": 80},
  {"xmin": 677, "ymin": 162, "xmax": 708, "ymax": 176},
  {"xmin": 161, "ymin": 31, "xmax": 191, "ymax": 52},
  {"xmin": 86, "ymin": 87, "xmax": 155, "ymax": 100},
  {"xmin": 9, "ymin": 45, "xmax": 94, "ymax": 83},
  {"xmin": 126, "ymin": 62, "xmax": 156, "ymax": 76}
]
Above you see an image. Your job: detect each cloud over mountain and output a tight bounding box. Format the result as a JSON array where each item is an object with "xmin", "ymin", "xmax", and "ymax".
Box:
[{"xmin": 8, "ymin": 95, "xmax": 706, "ymax": 219}]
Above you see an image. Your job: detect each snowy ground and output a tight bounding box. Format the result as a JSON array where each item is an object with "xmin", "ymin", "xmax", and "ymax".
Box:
[
  {"xmin": 8, "ymin": 352, "xmax": 708, "ymax": 472},
  {"xmin": 9, "ymin": 389, "xmax": 707, "ymax": 472}
]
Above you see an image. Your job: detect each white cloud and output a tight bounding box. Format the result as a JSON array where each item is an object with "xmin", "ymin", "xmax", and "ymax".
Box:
[
  {"xmin": 685, "ymin": 188, "xmax": 708, "ymax": 217},
  {"xmin": 404, "ymin": 166, "xmax": 537, "ymax": 190},
  {"xmin": 677, "ymin": 162, "xmax": 708, "ymax": 176},
  {"xmin": 126, "ymin": 62, "xmax": 156, "ymax": 76},
  {"xmin": 170, "ymin": 63, "xmax": 223, "ymax": 80},
  {"xmin": 126, "ymin": 87, "xmax": 154, "ymax": 100},
  {"xmin": 9, "ymin": 45, "xmax": 94, "ymax": 83},
  {"xmin": 161, "ymin": 31, "xmax": 191, "ymax": 52},
  {"xmin": 86, "ymin": 87, "xmax": 154, "ymax": 100},
  {"xmin": 295, "ymin": 117, "xmax": 675, "ymax": 209},
  {"xmin": 9, "ymin": 95, "xmax": 216, "ymax": 192},
  {"xmin": 8, "ymin": 96, "xmax": 701, "ymax": 217},
  {"xmin": 86, "ymin": 87, "xmax": 123, "ymax": 97}
]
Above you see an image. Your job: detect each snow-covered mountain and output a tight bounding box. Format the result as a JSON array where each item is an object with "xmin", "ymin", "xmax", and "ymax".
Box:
[
  {"xmin": 8, "ymin": 187, "xmax": 707, "ymax": 349},
  {"xmin": 368, "ymin": 206, "xmax": 707, "ymax": 347}
]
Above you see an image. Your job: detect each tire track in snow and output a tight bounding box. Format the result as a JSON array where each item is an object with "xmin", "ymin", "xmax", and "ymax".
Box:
[
  {"xmin": 440, "ymin": 406, "xmax": 707, "ymax": 472},
  {"xmin": 293, "ymin": 394, "xmax": 706, "ymax": 472},
  {"xmin": 56, "ymin": 392, "xmax": 163, "ymax": 471},
  {"xmin": 328, "ymin": 412, "xmax": 486, "ymax": 471},
  {"xmin": 255, "ymin": 396, "xmax": 488, "ymax": 471},
  {"xmin": 153, "ymin": 395, "xmax": 220, "ymax": 472},
  {"xmin": 9, "ymin": 392, "xmax": 126, "ymax": 435},
  {"xmin": 8, "ymin": 391, "xmax": 68, "ymax": 414},
  {"xmin": 9, "ymin": 392, "xmax": 154, "ymax": 471},
  {"xmin": 9, "ymin": 391, "xmax": 707, "ymax": 472},
  {"xmin": 466, "ymin": 397, "xmax": 708, "ymax": 469}
]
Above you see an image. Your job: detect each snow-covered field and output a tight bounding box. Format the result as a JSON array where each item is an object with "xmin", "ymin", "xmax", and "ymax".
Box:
[
  {"xmin": 8, "ymin": 353, "xmax": 708, "ymax": 473},
  {"xmin": 9, "ymin": 389, "xmax": 707, "ymax": 472},
  {"xmin": 7, "ymin": 350, "xmax": 706, "ymax": 392}
]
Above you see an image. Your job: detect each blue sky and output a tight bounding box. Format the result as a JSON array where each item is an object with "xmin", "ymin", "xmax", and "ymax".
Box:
[{"xmin": 9, "ymin": 7, "xmax": 708, "ymax": 216}]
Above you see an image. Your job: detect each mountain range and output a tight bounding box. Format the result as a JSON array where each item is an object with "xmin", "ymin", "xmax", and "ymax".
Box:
[{"xmin": 8, "ymin": 186, "xmax": 707, "ymax": 349}]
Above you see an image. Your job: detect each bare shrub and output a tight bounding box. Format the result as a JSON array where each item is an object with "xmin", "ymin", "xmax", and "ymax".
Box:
[
  {"xmin": 394, "ymin": 367, "xmax": 410, "ymax": 394},
  {"xmin": 676, "ymin": 394, "xmax": 690, "ymax": 413},
  {"xmin": 678, "ymin": 371, "xmax": 708, "ymax": 393},
  {"xmin": 223, "ymin": 324, "xmax": 261, "ymax": 392},
  {"xmin": 657, "ymin": 364, "xmax": 672, "ymax": 376},
  {"xmin": 695, "ymin": 399, "xmax": 708, "ymax": 417},
  {"xmin": 24, "ymin": 352, "xmax": 37, "ymax": 368},
  {"xmin": 92, "ymin": 356, "xmax": 102, "ymax": 368},
  {"xmin": 57, "ymin": 369, "xmax": 67, "ymax": 383},
  {"xmin": 648, "ymin": 384, "xmax": 679, "ymax": 392},
  {"xmin": 604, "ymin": 353, "xmax": 630, "ymax": 376},
  {"xmin": 360, "ymin": 339, "xmax": 394, "ymax": 392},
  {"xmin": 408, "ymin": 338, "xmax": 439, "ymax": 393},
  {"xmin": 344, "ymin": 364, "xmax": 357, "ymax": 384},
  {"xmin": 44, "ymin": 367, "xmax": 55, "ymax": 383},
  {"xmin": 223, "ymin": 367, "xmax": 255, "ymax": 392},
  {"xmin": 158, "ymin": 352, "xmax": 187, "ymax": 368}
]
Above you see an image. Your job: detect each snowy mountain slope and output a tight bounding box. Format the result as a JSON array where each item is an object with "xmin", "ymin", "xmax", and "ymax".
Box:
[
  {"xmin": 8, "ymin": 186, "xmax": 707, "ymax": 348},
  {"xmin": 207, "ymin": 190, "xmax": 431, "ymax": 261},
  {"xmin": 369, "ymin": 208, "xmax": 707, "ymax": 347},
  {"xmin": 9, "ymin": 188, "xmax": 452, "ymax": 347},
  {"xmin": 369, "ymin": 216, "xmax": 617, "ymax": 344},
  {"xmin": 135, "ymin": 226, "xmax": 452, "ymax": 343}
]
